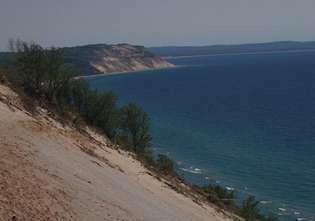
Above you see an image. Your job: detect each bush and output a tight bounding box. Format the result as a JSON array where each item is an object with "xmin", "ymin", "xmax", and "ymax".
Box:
[
  {"xmin": 156, "ymin": 154, "xmax": 175, "ymax": 175},
  {"xmin": 119, "ymin": 103, "xmax": 152, "ymax": 153},
  {"xmin": 203, "ymin": 184, "xmax": 235, "ymax": 207},
  {"xmin": 0, "ymin": 66, "xmax": 8, "ymax": 83},
  {"xmin": 69, "ymin": 78, "xmax": 90, "ymax": 114},
  {"xmin": 241, "ymin": 196, "xmax": 260, "ymax": 221},
  {"xmin": 260, "ymin": 214, "xmax": 278, "ymax": 221},
  {"xmin": 83, "ymin": 90, "xmax": 120, "ymax": 138},
  {"xmin": 9, "ymin": 39, "xmax": 74, "ymax": 103},
  {"xmin": 138, "ymin": 146, "xmax": 156, "ymax": 168},
  {"xmin": 12, "ymin": 41, "xmax": 47, "ymax": 95},
  {"xmin": 241, "ymin": 196, "xmax": 279, "ymax": 221}
]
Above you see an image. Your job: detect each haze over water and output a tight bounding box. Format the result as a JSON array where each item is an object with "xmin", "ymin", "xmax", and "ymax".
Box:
[{"xmin": 89, "ymin": 50, "xmax": 315, "ymax": 221}]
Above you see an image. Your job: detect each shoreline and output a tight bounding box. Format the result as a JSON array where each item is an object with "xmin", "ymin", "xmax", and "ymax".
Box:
[
  {"xmin": 163, "ymin": 48, "xmax": 315, "ymax": 59},
  {"xmin": 75, "ymin": 65, "xmax": 177, "ymax": 79}
]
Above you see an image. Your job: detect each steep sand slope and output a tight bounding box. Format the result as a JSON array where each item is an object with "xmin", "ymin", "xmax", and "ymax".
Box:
[{"xmin": 0, "ymin": 84, "xmax": 238, "ymax": 221}]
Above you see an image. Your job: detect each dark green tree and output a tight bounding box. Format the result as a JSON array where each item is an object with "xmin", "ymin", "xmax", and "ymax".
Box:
[
  {"xmin": 261, "ymin": 215, "xmax": 278, "ymax": 221},
  {"xmin": 12, "ymin": 40, "xmax": 47, "ymax": 95},
  {"xmin": 10, "ymin": 39, "xmax": 75, "ymax": 105},
  {"xmin": 156, "ymin": 154, "xmax": 175, "ymax": 175},
  {"xmin": 120, "ymin": 103, "xmax": 152, "ymax": 153},
  {"xmin": 241, "ymin": 196, "xmax": 260, "ymax": 221},
  {"xmin": 203, "ymin": 184, "xmax": 235, "ymax": 207},
  {"xmin": 69, "ymin": 78, "xmax": 90, "ymax": 114},
  {"xmin": 44, "ymin": 48, "xmax": 74, "ymax": 102},
  {"xmin": 93, "ymin": 92, "xmax": 120, "ymax": 138}
]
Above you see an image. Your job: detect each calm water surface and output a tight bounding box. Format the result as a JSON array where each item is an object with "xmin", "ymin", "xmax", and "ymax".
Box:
[{"xmin": 89, "ymin": 51, "xmax": 315, "ymax": 221}]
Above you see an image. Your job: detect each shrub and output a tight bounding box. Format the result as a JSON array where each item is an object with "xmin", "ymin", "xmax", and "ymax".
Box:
[
  {"xmin": 156, "ymin": 154, "xmax": 175, "ymax": 175},
  {"xmin": 0, "ymin": 66, "xmax": 8, "ymax": 83},
  {"xmin": 138, "ymin": 146, "xmax": 156, "ymax": 168},
  {"xmin": 81, "ymin": 90, "xmax": 120, "ymax": 138},
  {"xmin": 203, "ymin": 184, "xmax": 235, "ymax": 207},
  {"xmin": 11, "ymin": 40, "xmax": 47, "ymax": 96},
  {"xmin": 9, "ymin": 39, "xmax": 75, "ymax": 104},
  {"xmin": 241, "ymin": 196, "xmax": 260, "ymax": 221},
  {"xmin": 119, "ymin": 103, "xmax": 152, "ymax": 153},
  {"xmin": 72, "ymin": 114, "xmax": 86, "ymax": 129},
  {"xmin": 260, "ymin": 214, "xmax": 278, "ymax": 221},
  {"xmin": 69, "ymin": 78, "xmax": 90, "ymax": 114}
]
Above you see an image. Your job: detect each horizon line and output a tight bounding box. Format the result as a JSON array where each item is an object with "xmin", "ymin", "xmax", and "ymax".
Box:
[{"xmin": 1, "ymin": 39, "xmax": 315, "ymax": 53}]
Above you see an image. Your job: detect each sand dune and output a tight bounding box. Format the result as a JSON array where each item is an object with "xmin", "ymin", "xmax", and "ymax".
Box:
[{"xmin": 0, "ymin": 84, "xmax": 238, "ymax": 221}]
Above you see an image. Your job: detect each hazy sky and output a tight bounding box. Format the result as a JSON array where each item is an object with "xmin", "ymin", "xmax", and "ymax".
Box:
[{"xmin": 1, "ymin": 0, "xmax": 315, "ymax": 51}]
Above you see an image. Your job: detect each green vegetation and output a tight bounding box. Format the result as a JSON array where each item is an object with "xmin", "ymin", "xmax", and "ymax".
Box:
[
  {"xmin": 1, "ymin": 39, "xmax": 278, "ymax": 221},
  {"xmin": 156, "ymin": 154, "xmax": 175, "ymax": 175},
  {"xmin": 241, "ymin": 196, "xmax": 278, "ymax": 221},
  {"xmin": 118, "ymin": 102, "xmax": 155, "ymax": 165},
  {"xmin": 241, "ymin": 196, "xmax": 260, "ymax": 221},
  {"xmin": 201, "ymin": 186, "xmax": 278, "ymax": 221},
  {"xmin": 120, "ymin": 103, "xmax": 152, "ymax": 153},
  {"xmin": 0, "ymin": 67, "xmax": 6, "ymax": 82},
  {"xmin": 5, "ymin": 39, "xmax": 156, "ymax": 165},
  {"xmin": 202, "ymin": 184, "xmax": 235, "ymax": 208}
]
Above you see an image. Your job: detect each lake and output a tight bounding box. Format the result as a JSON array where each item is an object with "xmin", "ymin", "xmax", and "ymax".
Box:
[{"xmin": 89, "ymin": 50, "xmax": 315, "ymax": 221}]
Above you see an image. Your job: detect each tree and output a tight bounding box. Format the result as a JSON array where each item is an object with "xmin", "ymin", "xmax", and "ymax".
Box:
[
  {"xmin": 261, "ymin": 215, "xmax": 278, "ymax": 221},
  {"xmin": 241, "ymin": 196, "xmax": 260, "ymax": 221},
  {"xmin": 11, "ymin": 40, "xmax": 47, "ymax": 95},
  {"xmin": 0, "ymin": 66, "xmax": 8, "ymax": 82},
  {"xmin": 120, "ymin": 103, "xmax": 152, "ymax": 153},
  {"xmin": 203, "ymin": 184, "xmax": 235, "ymax": 207},
  {"xmin": 76, "ymin": 89, "xmax": 120, "ymax": 138},
  {"xmin": 156, "ymin": 154, "xmax": 175, "ymax": 175},
  {"xmin": 44, "ymin": 48, "xmax": 74, "ymax": 102},
  {"xmin": 69, "ymin": 78, "xmax": 90, "ymax": 114},
  {"xmin": 92, "ymin": 91, "xmax": 120, "ymax": 138},
  {"xmin": 10, "ymin": 39, "xmax": 75, "ymax": 105}
]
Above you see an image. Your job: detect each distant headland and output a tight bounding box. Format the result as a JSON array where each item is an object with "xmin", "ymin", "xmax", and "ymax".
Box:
[
  {"xmin": 148, "ymin": 41, "xmax": 315, "ymax": 58},
  {"xmin": 0, "ymin": 43, "xmax": 175, "ymax": 76}
]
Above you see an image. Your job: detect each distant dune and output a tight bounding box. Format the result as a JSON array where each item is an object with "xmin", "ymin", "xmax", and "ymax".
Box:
[{"xmin": 63, "ymin": 43, "xmax": 175, "ymax": 76}]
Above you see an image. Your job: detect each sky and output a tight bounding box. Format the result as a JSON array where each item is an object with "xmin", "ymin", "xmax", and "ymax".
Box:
[{"xmin": 1, "ymin": 0, "xmax": 315, "ymax": 51}]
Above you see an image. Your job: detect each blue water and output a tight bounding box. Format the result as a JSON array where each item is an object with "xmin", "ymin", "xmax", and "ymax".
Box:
[{"xmin": 89, "ymin": 51, "xmax": 315, "ymax": 221}]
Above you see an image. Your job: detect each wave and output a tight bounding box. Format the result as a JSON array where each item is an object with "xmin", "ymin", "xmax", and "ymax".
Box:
[
  {"xmin": 260, "ymin": 200, "xmax": 272, "ymax": 204},
  {"xmin": 179, "ymin": 167, "xmax": 202, "ymax": 174},
  {"xmin": 226, "ymin": 186, "xmax": 234, "ymax": 191},
  {"xmin": 177, "ymin": 163, "xmax": 307, "ymax": 221}
]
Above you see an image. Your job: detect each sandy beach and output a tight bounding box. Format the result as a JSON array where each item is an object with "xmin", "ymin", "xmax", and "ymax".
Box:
[{"xmin": 75, "ymin": 65, "xmax": 177, "ymax": 79}]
